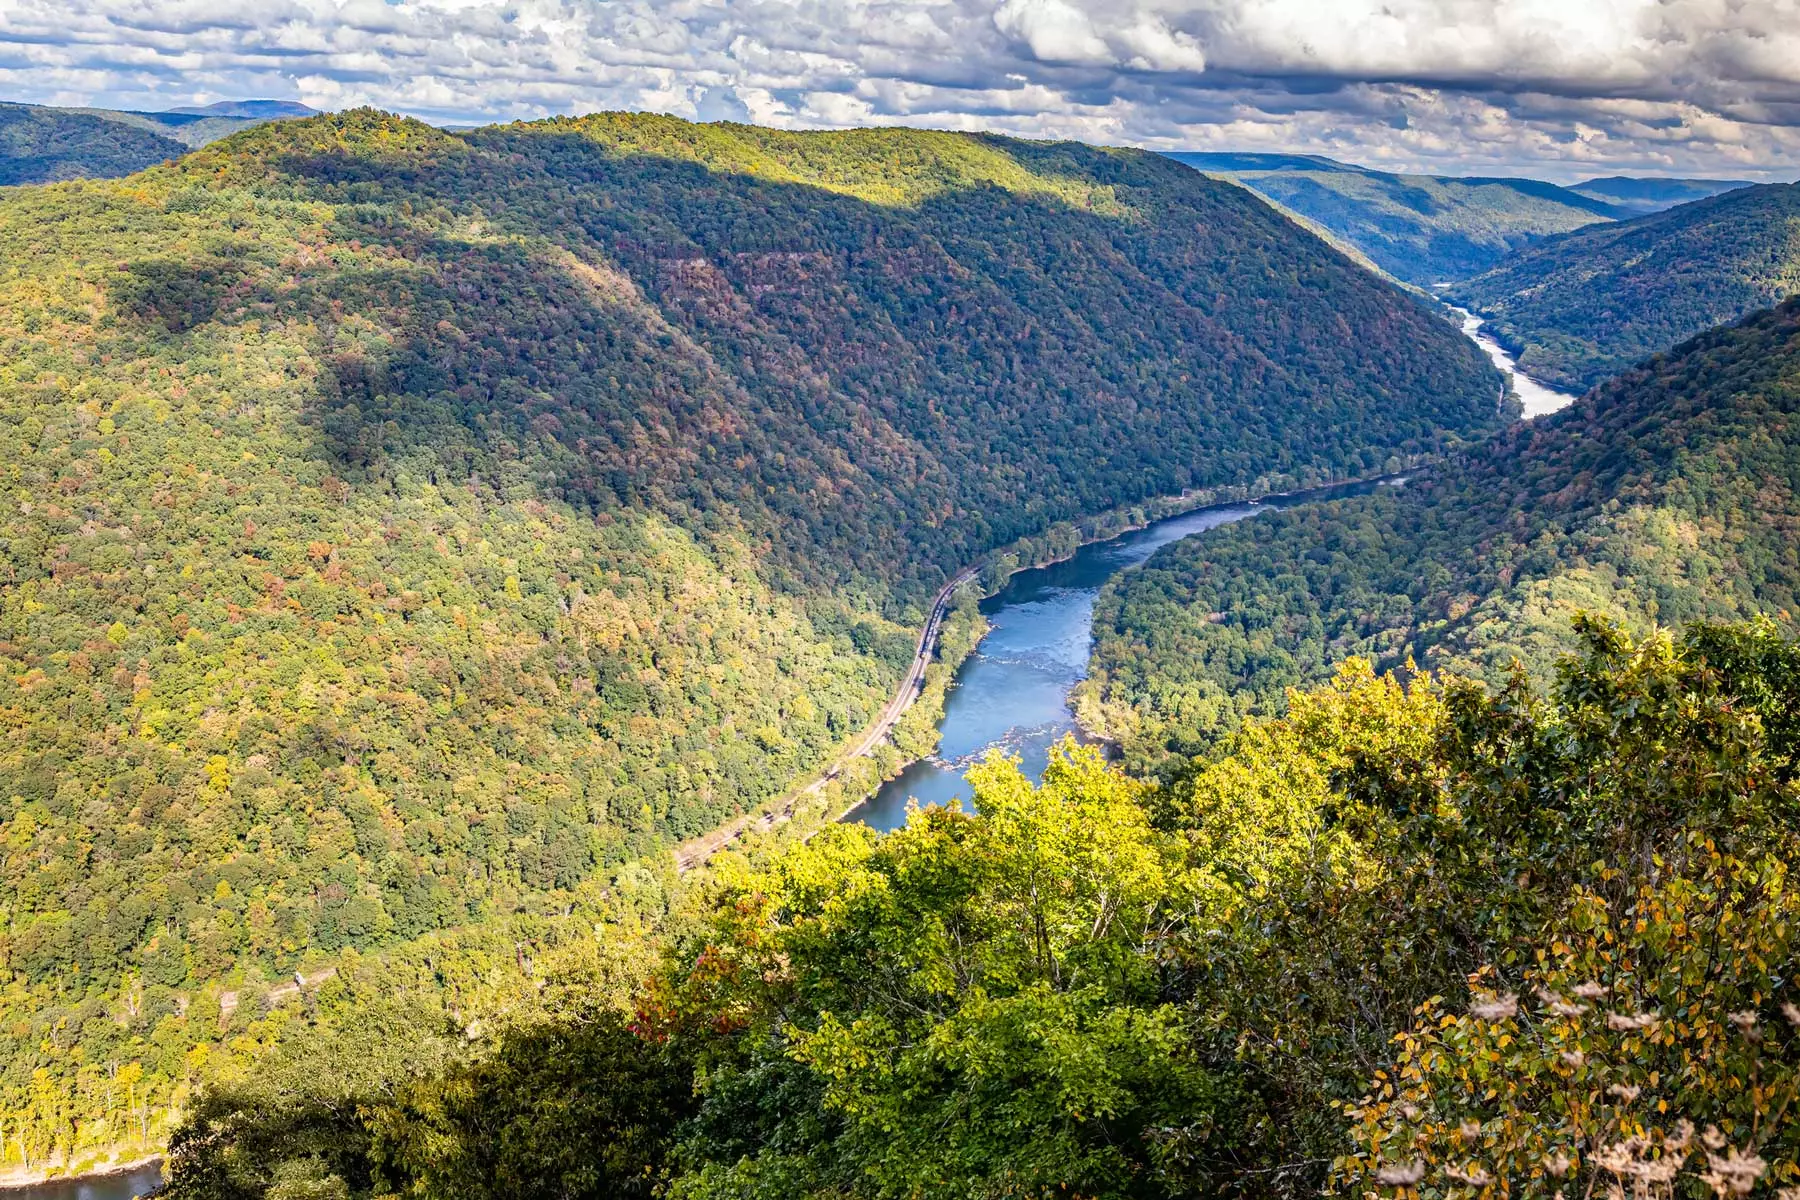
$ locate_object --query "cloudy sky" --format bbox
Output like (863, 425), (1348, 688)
(2, 0), (1797, 181)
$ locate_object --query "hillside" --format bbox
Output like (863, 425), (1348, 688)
(0, 103), (188, 184)
(1165, 152), (1619, 284)
(1088, 297), (1800, 764)
(159, 621), (1800, 1200)
(0, 101), (314, 183)
(1448, 182), (1800, 389)
(0, 109), (1501, 1165)
(1569, 174), (1751, 215)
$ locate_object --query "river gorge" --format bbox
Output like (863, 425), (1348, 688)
(13, 313), (1578, 1200)
(849, 309), (1578, 830)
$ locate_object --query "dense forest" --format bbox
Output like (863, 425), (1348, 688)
(1165, 153), (1621, 284)
(1448, 182), (1800, 389)
(1088, 298), (1800, 768)
(0, 109), (1502, 1170)
(158, 618), (1800, 1200)
(0, 104), (188, 185)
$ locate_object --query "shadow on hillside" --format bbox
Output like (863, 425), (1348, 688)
(263, 127), (1503, 611)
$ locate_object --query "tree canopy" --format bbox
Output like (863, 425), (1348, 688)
(161, 619), (1800, 1200)
(0, 109), (1501, 1171)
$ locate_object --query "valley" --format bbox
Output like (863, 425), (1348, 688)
(1450, 306), (1579, 418)
(1448, 181), (1800, 388)
(0, 86), (1797, 1200)
(1091, 297), (1800, 769)
(0, 108), (1504, 1183)
(855, 305), (1578, 827)
(850, 476), (1399, 830)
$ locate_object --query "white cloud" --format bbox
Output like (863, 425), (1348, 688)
(0, 0), (1795, 179)
(993, 0), (1113, 66)
(1114, 16), (1206, 73)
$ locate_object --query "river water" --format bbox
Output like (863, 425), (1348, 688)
(845, 476), (1401, 830)
(0, 1163), (162, 1200)
(847, 312), (1578, 832)
(1452, 307), (1578, 419)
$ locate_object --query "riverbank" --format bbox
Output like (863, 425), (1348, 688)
(841, 467), (1435, 830)
(672, 459), (1440, 867)
(672, 567), (985, 871)
(0, 1154), (161, 1196)
(1439, 300), (1578, 419)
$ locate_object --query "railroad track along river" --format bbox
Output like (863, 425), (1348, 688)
(673, 566), (978, 872)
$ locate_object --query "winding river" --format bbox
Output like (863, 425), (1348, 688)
(1453, 307), (1576, 420)
(845, 476), (1403, 830)
(10, 316), (1578, 1200)
(847, 312), (1578, 831)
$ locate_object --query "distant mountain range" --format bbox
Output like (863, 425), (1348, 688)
(161, 100), (317, 120)
(1568, 174), (1755, 215)
(1164, 151), (1753, 285)
(0, 99), (316, 184)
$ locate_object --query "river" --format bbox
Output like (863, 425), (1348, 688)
(1451, 306), (1577, 419)
(847, 313), (1578, 831)
(845, 476), (1403, 830)
(0, 1163), (162, 1200)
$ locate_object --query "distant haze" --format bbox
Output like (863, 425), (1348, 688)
(1161, 152), (1752, 286)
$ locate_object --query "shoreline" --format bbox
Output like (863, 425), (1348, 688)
(0, 1154), (161, 1194)
(963, 463), (1435, 611)
(672, 465), (1408, 867)
(672, 565), (981, 871)
(825, 462), (1434, 827)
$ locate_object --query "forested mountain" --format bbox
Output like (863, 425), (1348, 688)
(161, 622), (1800, 1200)
(0, 101), (315, 184)
(1449, 182), (1800, 389)
(0, 104), (188, 184)
(1568, 174), (1750, 215)
(1165, 152), (1620, 284)
(0, 109), (1500, 1170)
(1088, 297), (1800, 765)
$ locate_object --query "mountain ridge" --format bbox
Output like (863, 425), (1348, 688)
(1089, 295), (1800, 764)
(1570, 173), (1753, 214)
(0, 99), (314, 183)
(0, 108), (1502, 1162)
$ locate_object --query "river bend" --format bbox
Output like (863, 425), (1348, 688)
(848, 315), (1578, 831)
